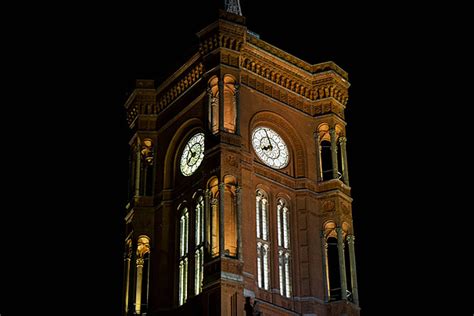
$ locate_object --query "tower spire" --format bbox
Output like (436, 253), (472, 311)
(225, 0), (242, 16)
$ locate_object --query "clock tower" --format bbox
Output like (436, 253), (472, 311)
(122, 4), (360, 316)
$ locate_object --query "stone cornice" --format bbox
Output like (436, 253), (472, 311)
(241, 40), (349, 114)
(241, 71), (347, 119)
(156, 53), (201, 96)
(247, 34), (348, 80)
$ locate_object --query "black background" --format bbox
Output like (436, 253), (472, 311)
(1, 1), (470, 315)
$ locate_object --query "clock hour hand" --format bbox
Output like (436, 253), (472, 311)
(187, 149), (198, 164)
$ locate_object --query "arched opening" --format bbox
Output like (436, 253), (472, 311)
(327, 236), (341, 300)
(223, 75), (237, 133)
(224, 175), (237, 257)
(194, 195), (204, 295)
(256, 189), (270, 290)
(321, 140), (333, 181)
(178, 207), (189, 306)
(277, 198), (291, 297)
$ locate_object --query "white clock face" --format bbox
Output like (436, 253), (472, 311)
(252, 127), (289, 169)
(180, 133), (205, 176)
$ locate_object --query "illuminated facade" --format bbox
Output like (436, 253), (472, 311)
(122, 8), (360, 316)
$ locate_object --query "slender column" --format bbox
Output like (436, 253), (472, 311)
(347, 235), (359, 305)
(329, 128), (338, 180)
(320, 231), (329, 302)
(135, 257), (144, 314)
(151, 146), (156, 195)
(219, 182), (225, 256)
(340, 137), (350, 185)
(219, 79), (224, 132)
(336, 227), (348, 300)
(204, 189), (210, 255)
(314, 132), (323, 182)
(128, 153), (133, 199)
(135, 142), (141, 196)
(235, 83), (241, 135)
(207, 87), (212, 131)
(236, 186), (242, 260)
(123, 243), (132, 315)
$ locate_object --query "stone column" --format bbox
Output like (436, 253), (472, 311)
(235, 83), (241, 135)
(320, 231), (329, 302)
(123, 243), (132, 315)
(329, 128), (338, 180)
(336, 227), (348, 300)
(314, 132), (322, 182)
(219, 182), (225, 257)
(204, 189), (210, 254)
(236, 186), (242, 260)
(219, 79), (224, 132)
(135, 257), (144, 314)
(347, 235), (359, 305)
(135, 142), (141, 196)
(340, 137), (350, 185)
(207, 87), (212, 131)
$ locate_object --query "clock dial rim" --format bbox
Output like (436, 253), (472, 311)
(180, 132), (205, 176)
(251, 127), (289, 169)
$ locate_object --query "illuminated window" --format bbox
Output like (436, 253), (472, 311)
(194, 196), (204, 295)
(178, 208), (189, 306)
(256, 190), (270, 290)
(277, 199), (291, 297)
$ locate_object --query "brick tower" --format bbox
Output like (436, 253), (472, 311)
(122, 5), (360, 316)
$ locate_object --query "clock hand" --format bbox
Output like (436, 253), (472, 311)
(263, 128), (273, 150)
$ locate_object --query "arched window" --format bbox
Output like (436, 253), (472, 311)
(194, 196), (204, 295)
(208, 76), (219, 134)
(321, 140), (333, 181)
(256, 189), (270, 290)
(327, 236), (341, 300)
(178, 207), (189, 306)
(277, 199), (291, 297)
(223, 75), (237, 133)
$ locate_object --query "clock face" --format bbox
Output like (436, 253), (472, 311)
(251, 127), (289, 169)
(180, 132), (205, 176)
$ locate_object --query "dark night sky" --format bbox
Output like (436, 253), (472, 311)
(1, 2), (469, 315)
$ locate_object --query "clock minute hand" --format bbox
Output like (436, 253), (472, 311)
(187, 150), (195, 164)
(263, 128), (273, 150)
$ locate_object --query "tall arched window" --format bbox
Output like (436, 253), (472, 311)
(256, 189), (270, 290)
(178, 207), (189, 306)
(321, 140), (333, 181)
(327, 236), (341, 300)
(208, 76), (219, 134)
(194, 196), (204, 295)
(277, 199), (292, 297)
(223, 75), (237, 133)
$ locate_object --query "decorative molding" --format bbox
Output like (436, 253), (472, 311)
(247, 34), (348, 80)
(157, 63), (203, 112)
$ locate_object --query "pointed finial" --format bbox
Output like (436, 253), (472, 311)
(225, 0), (242, 15)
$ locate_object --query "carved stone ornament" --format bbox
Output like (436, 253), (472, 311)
(322, 200), (335, 212)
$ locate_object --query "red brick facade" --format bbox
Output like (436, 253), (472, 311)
(122, 10), (360, 316)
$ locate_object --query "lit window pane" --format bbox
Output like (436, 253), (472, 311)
(283, 208), (289, 249)
(277, 204), (282, 247)
(262, 199), (268, 240)
(256, 196), (261, 239)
